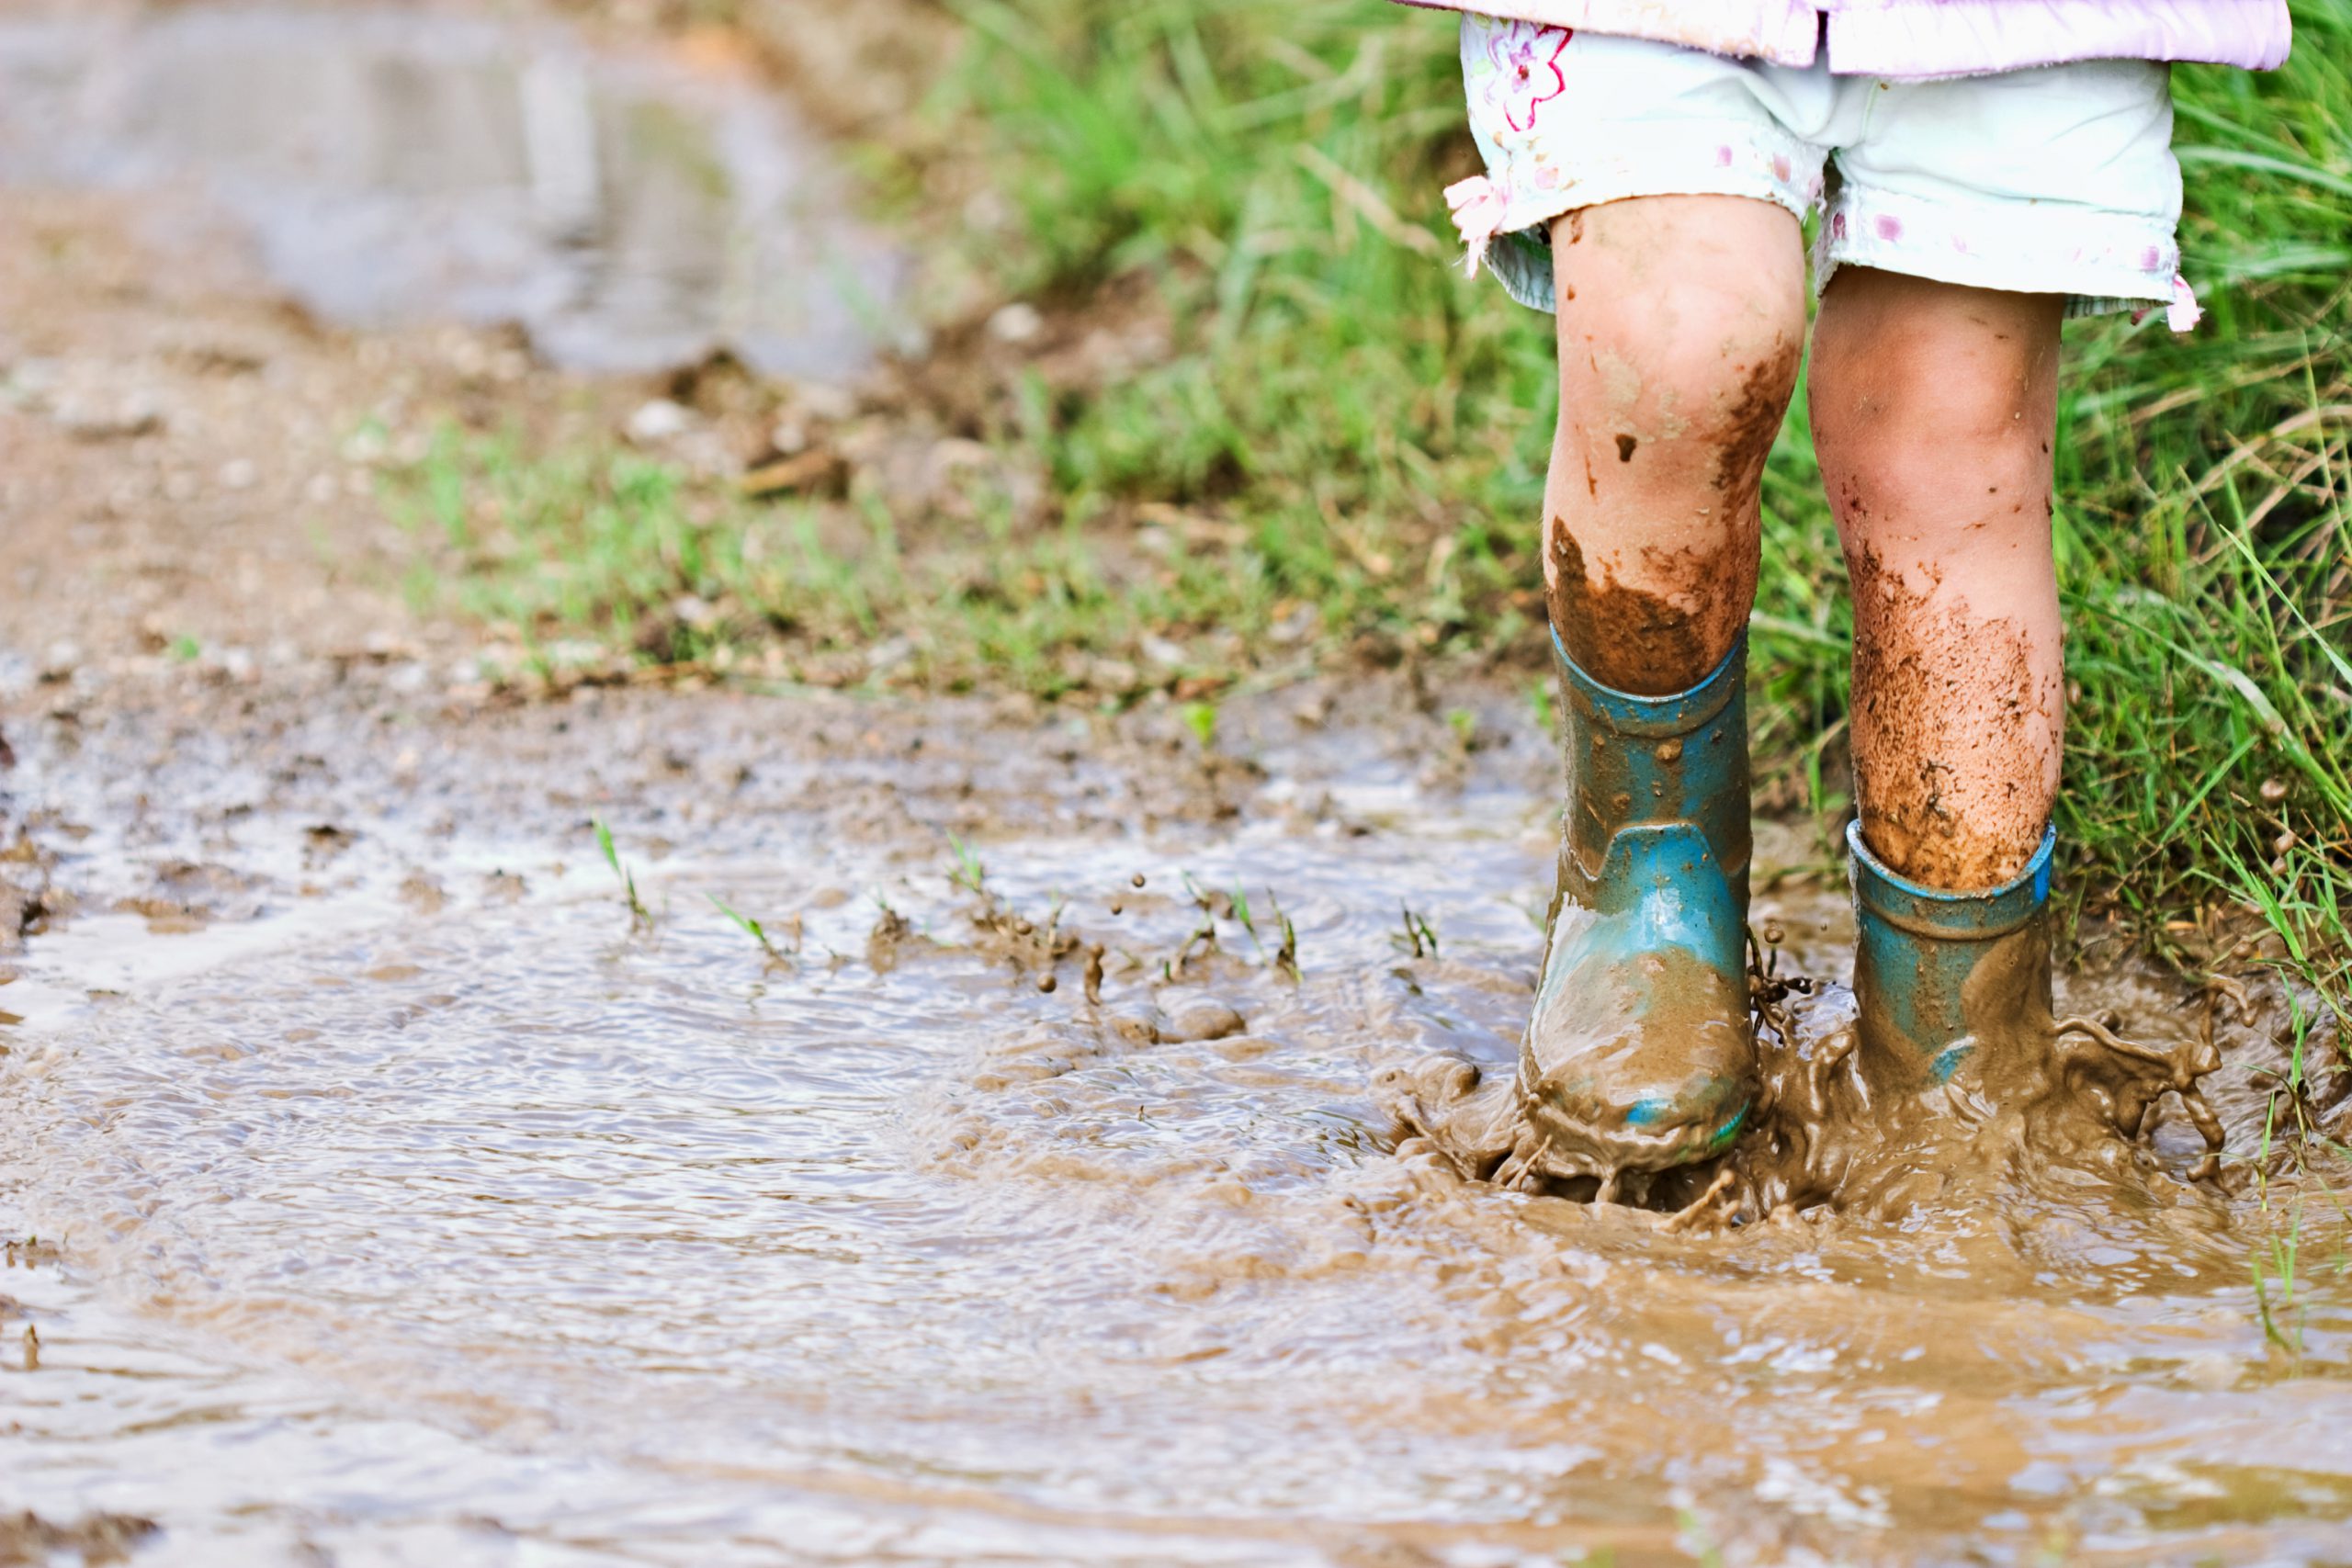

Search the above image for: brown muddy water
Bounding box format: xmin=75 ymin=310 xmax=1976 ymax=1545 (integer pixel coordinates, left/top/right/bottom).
xmin=3 ymin=670 xmax=2351 ymax=1566
xmin=0 ymin=5 xmax=911 ymax=378
xmin=2 ymin=6 xmax=2350 ymax=1564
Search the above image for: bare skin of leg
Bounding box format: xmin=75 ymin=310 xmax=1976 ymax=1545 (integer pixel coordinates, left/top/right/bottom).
xmin=1543 ymin=196 xmax=1808 ymax=696
xmin=1809 ymin=268 xmax=2066 ymax=891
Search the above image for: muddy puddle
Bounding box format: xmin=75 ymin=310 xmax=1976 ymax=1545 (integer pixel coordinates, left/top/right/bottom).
xmin=4 ymin=677 xmax=2352 ymax=1565
xmin=0 ymin=6 xmax=910 ymax=378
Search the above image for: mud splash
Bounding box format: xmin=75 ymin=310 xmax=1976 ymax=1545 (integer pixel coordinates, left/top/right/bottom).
xmin=1387 ymin=904 xmax=2226 ymax=1226
xmin=0 ymin=6 xmax=910 ymax=377
xmin=5 ymin=672 xmax=2352 ymax=1563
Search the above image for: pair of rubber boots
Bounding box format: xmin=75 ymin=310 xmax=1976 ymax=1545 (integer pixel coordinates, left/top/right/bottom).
xmin=1520 ymin=625 xmax=2055 ymax=1179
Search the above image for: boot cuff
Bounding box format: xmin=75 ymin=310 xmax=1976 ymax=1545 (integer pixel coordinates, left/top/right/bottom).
xmin=1847 ymin=820 xmax=2055 ymax=941
xmin=1550 ymin=625 xmax=1745 ymax=739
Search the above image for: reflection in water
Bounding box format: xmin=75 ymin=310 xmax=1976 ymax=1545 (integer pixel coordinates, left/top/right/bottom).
xmin=0 ymin=8 xmax=910 ymax=378
xmin=4 ymin=760 xmax=2351 ymax=1563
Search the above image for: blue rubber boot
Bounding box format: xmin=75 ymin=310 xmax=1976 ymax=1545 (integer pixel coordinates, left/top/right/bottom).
xmin=1847 ymin=820 xmax=2057 ymax=1091
xmin=1510 ymin=628 xmax=1756 ymax=1182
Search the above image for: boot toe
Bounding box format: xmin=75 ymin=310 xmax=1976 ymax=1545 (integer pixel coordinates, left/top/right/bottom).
xmin=1526 ymin=1036 xmax=1754 ymax=1172
xmin=1521 ymin=940 xmax=1757 ymax=1173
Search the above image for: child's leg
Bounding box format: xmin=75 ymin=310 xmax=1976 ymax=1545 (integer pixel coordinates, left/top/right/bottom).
xmin=1807 ymin=268 xmax=2066 ymax=891
xmin=1542 ymin=196 xmax=1808 ymax=695
xmin=1498 ymin=193 xmax=1805 ymax=1184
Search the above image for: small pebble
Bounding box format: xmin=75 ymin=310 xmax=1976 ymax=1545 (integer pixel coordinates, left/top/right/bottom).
xmin=987 ymin=301 xmax=1043 ymax=344
xmin=625 ymin=398 xmax=694 ymax=445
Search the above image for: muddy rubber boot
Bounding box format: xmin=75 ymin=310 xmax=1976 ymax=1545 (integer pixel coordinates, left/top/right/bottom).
xmin=1510 ymin=628 xmax=1756 ymax=1181
xmin=1847 ymin=820 xmax=2057 ymax=1089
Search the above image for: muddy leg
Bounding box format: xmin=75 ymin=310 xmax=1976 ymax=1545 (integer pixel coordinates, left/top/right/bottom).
xmin=1508 ymin=197 xmax=1802 ymax=1183
xmin=1543 ymin=196 xmax=1807 ymax=695
xmin=1809 ymin=268 xmax=2066 ymax=889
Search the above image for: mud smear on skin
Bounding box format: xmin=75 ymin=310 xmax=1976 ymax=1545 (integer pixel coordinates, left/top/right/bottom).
xmin=1848 ymin=542 xmax=2060 ymax=889
xmin=1546 ymin=530 xmax=1718 ymax=697
xmin=1710 ymin=334 xmax=1802 ymax=502
xmin=4 ymin=668 xmax=2352 ymax=1563
xmin=1546 ymin=334 xmax=1792 ymax=699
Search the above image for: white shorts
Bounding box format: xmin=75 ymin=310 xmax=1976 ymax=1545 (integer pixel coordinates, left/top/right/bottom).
xmin=1449 ymin=17 xmax=2196 ymax=327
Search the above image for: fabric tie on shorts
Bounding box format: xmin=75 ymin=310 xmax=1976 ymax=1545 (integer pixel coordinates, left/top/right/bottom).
xmin=2161 ymin=274 xmax=2203 ymax=333
xmin=1443 ymin=173 xmax=1510 ymax=278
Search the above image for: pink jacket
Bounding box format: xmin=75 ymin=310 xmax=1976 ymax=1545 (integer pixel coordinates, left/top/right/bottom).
xmin=1397 ymin=0 xmax=2291 ymax=75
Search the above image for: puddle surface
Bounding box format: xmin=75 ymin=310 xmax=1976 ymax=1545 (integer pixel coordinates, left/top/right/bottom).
xmin=0 ymin=6 xmax=910 ymax=378
xmin=4 ymin=682 xmax=2352 ymax=1564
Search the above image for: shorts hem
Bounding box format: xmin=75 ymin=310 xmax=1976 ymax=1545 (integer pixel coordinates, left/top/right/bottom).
xmin=1478 ymin=135 xmax=1818 ymax=313
xmin=1814 ymin=247 xmax=2174 ymax=317
xmin=1815 ymin=183 xmax=2177 ymax=317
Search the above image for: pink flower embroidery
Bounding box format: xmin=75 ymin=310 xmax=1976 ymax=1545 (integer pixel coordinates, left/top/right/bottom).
xmin=1485 ymin=23 xmax=1574 ymax=133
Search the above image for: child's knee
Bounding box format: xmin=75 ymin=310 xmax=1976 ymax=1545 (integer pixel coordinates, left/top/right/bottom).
xmin=1816 ymin=354 xmax=2057 ymax=563
xmin=1811 ymin=285 xmax=2061 ymax=541
xmin=1558 ymin=300 xmax=1802 ymax=501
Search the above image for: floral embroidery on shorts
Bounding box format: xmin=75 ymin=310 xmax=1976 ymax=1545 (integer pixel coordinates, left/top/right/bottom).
xmin=1482 ymin=21 xmax=1573 ymax=133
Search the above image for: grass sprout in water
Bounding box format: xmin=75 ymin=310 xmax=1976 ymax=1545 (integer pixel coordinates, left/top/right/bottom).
xmin=594 ymin=818 xmax=651 ymax=931
xmin=708 ymin=894 xmax=797 ymax=965
xmin=1181 ymin=700 xmax=1217 ymax=751
xmin=946 ymin=831 xmax=989 ymax=897
xmin=2254 ymin=1202 xmax=2308 ymax=1365
xmin=1396 ymin=903 xmax=1439 ymax=960
xmin=1266 ymin=887 xmax=1300 ymax=980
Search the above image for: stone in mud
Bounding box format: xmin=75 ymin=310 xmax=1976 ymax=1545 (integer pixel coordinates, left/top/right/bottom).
xmin=53 ymin=392 xmax=165 ymax=442
xmin=1158 ymin=995 xmax=1247 ymax=1043
xmin=1102 ymin=995 xmax=1246 ymax=1045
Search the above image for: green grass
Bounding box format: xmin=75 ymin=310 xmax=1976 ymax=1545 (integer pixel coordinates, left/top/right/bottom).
xmin=393 ymin=0 xmax=2351 ymax=1020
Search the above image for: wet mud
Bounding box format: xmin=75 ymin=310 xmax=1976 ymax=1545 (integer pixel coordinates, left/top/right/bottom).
xmin=1846 ymin=543 xmax=2062 ymax=889
xmin=1389 ymin=910 xmax=2225 ymax=1224
xmin=1708 ymin=334 xmax=1802 ymax=505
xmin=5 ymin=663 xmax=2352 ymax=1565
xmin=2 ymin=6 xmax=2350 ymax=1564
xmin=1545 ymin=530 xmax=1720 ymax=697
xmin=0 ymin=1508 xmax=156 ymax=1566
